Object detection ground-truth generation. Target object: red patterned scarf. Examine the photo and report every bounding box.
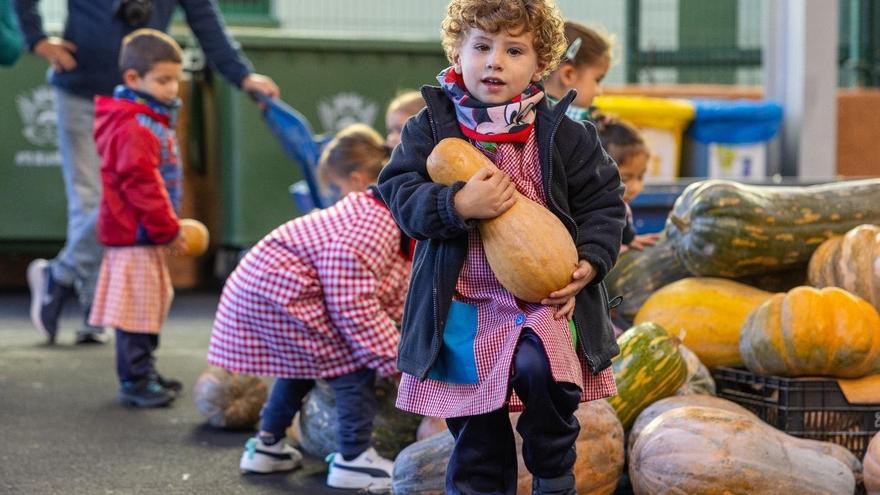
[437,66,544,143]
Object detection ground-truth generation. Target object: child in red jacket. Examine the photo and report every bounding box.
[89,29,187,408]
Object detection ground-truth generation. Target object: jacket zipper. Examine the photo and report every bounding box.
[420,92,443,381]
[544,92,595,371]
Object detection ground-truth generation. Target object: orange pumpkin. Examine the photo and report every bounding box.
[740,286,880,378]
[867,432,880,495]
[808,224,880,311]
[178,218,210,257]
[514,400,624,495]
[426,138,578,302]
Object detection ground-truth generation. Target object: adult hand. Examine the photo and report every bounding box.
[241,73,280,99]
[34,37,77,72]
[628,232,660,251]
[541,260,597,320]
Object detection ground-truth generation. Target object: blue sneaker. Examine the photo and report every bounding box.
[26,259,72,344]
[118,379,175,408]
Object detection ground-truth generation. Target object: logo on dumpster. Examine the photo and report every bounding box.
[17,86,57,147]
[318,92,378,133]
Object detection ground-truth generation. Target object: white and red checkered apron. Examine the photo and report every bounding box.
[89,246,174,333]
[207,192,410,379]
[396,131,617,418]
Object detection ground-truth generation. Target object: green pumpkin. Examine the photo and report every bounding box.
[666,179,880,278]
[607,322,688,430]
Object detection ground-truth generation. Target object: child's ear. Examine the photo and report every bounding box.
[556,64,577,85]
[453,54,462,74]
[122,68,141,87]
[532,62,548,82]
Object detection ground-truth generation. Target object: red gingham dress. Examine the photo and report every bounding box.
[396,131,617,418]
[207,191,410,379]
[89,246,174,333]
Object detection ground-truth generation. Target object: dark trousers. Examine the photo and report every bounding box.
[260,368,378,459]
[445,330,582,495]
[115,328,159,384]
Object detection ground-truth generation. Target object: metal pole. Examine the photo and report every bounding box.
[626,0,641,84]
[763,0,839,178]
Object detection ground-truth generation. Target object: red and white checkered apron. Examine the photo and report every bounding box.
[207,192,410,379]
[89,246,174,333]
[396,131,617,418]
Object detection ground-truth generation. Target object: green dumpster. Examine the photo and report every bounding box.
[0,56,68,248]
[209,30,447,248]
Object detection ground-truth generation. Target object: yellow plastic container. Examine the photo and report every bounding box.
[592,96,695,182]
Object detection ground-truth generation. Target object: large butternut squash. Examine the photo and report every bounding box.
[634,277,774,368]
[740,286,880,378]
[808,224,880,311]
[426,138,578,302]
[630,406,856,495]
[666,178,880,278]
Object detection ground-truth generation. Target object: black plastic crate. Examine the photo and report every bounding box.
[712,367,880,458]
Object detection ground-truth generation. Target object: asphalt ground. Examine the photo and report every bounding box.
[0,290,363,495]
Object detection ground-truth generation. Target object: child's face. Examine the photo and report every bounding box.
[124,61,183,105]
[570,54,609,108]
[619,151,648,203]
[385,109,411,150]
[454,27,543,104]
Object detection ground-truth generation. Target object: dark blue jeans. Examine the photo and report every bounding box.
[445,329,582,495]
[115,329,158,384]
[260,368,378,459]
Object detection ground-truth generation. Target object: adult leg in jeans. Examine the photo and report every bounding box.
[31,88,106,341]
[53,88,103,308]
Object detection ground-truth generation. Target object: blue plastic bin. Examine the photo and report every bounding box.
[683,99,783,179]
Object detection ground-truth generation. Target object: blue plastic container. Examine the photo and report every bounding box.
[683,99,783,179]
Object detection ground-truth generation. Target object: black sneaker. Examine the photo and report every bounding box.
[75,315,110,345]
[154,373,183,395]
[26,259,73,344]
[118,379,175,408]
[532,473,576,495]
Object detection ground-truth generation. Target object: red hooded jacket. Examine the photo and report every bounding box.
[93,91,181,247]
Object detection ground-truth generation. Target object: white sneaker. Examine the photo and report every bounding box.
[326,447,393,491]
[239,437,303,474]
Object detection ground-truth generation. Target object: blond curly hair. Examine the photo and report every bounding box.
[440,0,567,79]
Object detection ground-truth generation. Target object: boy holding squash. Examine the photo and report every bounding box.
[377,0,627,493]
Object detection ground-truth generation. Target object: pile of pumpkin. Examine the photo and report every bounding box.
[599,178,880,494]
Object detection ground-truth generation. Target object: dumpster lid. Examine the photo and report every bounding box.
[688,99,783,145]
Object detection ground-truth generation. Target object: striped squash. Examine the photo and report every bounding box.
[665,179,880,278]
[808,224,880,311]
[604,235,690,327]
[607,322,688,430]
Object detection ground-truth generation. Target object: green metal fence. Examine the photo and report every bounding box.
[626,0,880,86]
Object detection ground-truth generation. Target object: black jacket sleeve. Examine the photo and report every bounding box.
[564,120,626,283]
[12,0,45,50]
[377,109,471,241]
[179,0,252,87]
